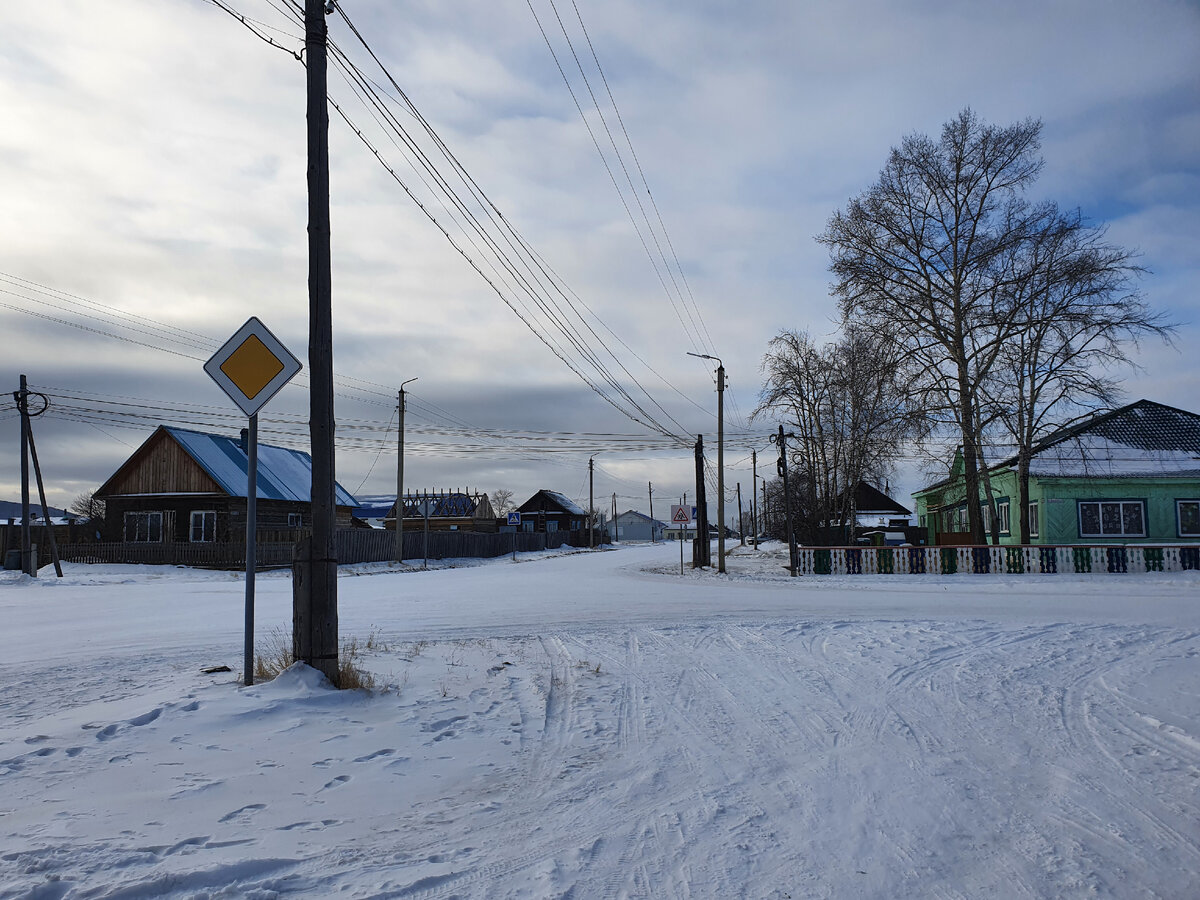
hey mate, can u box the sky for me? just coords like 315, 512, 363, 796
1, 0, 1197, 521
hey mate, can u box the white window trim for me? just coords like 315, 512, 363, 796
1028, 501, 1039, 538
996, 500, 1011, 535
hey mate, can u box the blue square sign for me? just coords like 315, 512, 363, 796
507, 512, 522, 525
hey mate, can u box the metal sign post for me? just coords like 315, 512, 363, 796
507, 511, 521, 560
204, 317, 302, 686
671, 504, 692, 575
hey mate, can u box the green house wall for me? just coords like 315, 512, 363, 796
914, 470, 1200, 545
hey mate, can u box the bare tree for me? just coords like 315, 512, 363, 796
983, 206, 1172, 541
754, 327, 922, 543
821, 109, 1045, 543
490, 489, 515, 516
69, 490, 105, 522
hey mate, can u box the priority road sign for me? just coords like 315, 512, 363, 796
670, 504, 692, 524
204, 317, 302, 417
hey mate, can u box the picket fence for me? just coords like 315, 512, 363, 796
792, 544, 1200, 576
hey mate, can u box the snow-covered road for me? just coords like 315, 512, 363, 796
2, 542, 1197, 898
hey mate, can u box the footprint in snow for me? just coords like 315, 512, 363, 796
320, 775, 351, 791
218, 803, 267, 823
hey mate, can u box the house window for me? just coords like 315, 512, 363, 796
996, 500, 1011, 535
1178, 500, 1200, 537
124, 511, 162, 543
288, 513, 302, 528
1028, 502, 1039, 538
981, 503, 991, 533
190, 511, 216, 543
546, 520, 558, 532
1078, 500, 1145, 538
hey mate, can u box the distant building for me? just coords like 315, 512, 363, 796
613, 509, 666, 542
384, 492, 497, 533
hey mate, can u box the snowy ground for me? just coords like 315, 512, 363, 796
1, 541, 1197, 899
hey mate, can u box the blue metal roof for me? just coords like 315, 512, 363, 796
165, 427, 357, 506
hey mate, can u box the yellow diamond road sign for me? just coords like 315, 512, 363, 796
204, 317, 301, 417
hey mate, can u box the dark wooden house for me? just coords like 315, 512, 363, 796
515, 490, 589, 534
95, 426, 358, 544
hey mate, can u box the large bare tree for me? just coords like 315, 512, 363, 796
984, 205, 1172, 541
820, 109, 1044, 543
754, 327, 921, 543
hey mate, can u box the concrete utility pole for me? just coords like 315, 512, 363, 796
688, 353, 725, 573
395, 377, 417, 564
588, 456, 595, 549
295, 0, 339, 684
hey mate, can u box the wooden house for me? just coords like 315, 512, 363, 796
913, 399, 1200, 545
515, 490, 589, 534
95, 426, 358, 544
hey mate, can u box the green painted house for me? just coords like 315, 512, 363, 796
914, 400, 1200, 546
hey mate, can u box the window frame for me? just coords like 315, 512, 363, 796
1028, 501, 1039, 538
189, 510, 216, 543
124, 511, 163, 543
996, 498, 1011, 536
1077, 499, 1146, 539
1177, 499, 1200, 538
288, 512, 302, 529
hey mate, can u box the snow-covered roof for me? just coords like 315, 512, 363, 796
616, 510, 666, 526
1023, 401, 1200, 478
165, 427, 358, 506
527, 490, 588, 517
918, 400, 1200, 493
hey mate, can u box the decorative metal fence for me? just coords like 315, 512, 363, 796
793, 545, 1200, 576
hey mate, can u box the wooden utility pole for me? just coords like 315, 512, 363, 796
612, 492, 618, 542
773, 425, 798, 576
588, 456, 595, 548
693, 435, 710, 568
648, 481, 655, 542
16, 375, 33, 576
751, 449, 759, 550
687, 353, 724, 572
737, 482, 745, 546
395, 378, 416, 563
716, 362, 725, 573
295, 0, 339, 685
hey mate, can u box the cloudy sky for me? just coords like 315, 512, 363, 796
1, 0, 1197, 523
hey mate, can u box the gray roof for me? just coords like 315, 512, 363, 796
1031, 399, 1200, 456
166, 427, 358, 506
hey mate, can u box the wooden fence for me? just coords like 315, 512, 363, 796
54, 528, 598, 570
792, 544, 1200, 576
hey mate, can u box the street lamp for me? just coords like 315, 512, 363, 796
688, 352, 726, 574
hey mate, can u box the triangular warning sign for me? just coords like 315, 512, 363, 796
672, 507, 690, 523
